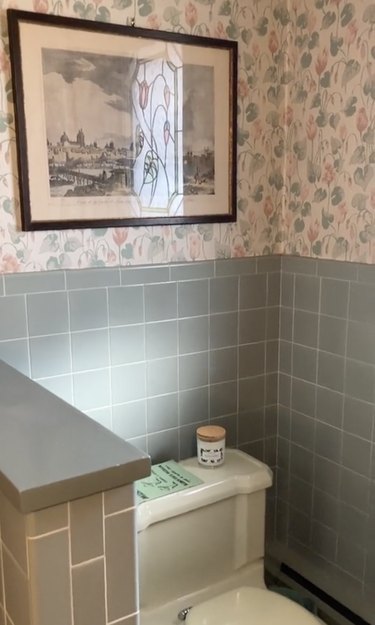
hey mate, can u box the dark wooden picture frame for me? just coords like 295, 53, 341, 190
7, 9, 237, 231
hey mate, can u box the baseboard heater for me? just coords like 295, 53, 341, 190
280, 563, 370, 625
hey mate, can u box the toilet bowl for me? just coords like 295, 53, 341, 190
137, 450, 322, 625
185, 586, 319, 625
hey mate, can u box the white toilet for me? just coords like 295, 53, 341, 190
137, 449, 321, 625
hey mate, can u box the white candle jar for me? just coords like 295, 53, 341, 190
196, 425, 226, 467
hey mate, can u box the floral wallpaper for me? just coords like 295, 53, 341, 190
0, 0, 373, 273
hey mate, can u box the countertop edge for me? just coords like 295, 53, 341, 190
2, 455, 151, 513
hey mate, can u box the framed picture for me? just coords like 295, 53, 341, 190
7, 10, 237, 230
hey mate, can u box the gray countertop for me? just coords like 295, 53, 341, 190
0, 360, 150, 513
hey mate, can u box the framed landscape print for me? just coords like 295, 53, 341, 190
7, 10, 237, 230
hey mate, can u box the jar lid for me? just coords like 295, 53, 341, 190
196, 425, 226, 442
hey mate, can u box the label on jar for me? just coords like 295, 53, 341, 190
199, 446, 224, 465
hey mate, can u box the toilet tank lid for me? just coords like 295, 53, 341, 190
137, 449, 273, 532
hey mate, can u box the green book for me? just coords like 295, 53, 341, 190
136, 460, 203, 503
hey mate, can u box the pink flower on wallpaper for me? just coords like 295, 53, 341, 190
345, 20, 358, 46
32, 0, 48, 12
112, 228, 128, 247
161, 226, 171, 238
336, 201, 347, 225
185, 2, 198, 29
307, 220, 320, 243
301, 185, 309, 203
146, 14, 161, 29
253, 119, 263, 141
283, 105, 294, 127
238, 77, 249, 99
370, 190, 375, 210
330, 0, 343, 5
188, 233, 201, 260
107, 250, 117, 264
0, 254, 20, 273
315, 48, 328, 76
268, 31, 279, 55
339, 124, 348, 141
322, 162, 336, 185
233, 240, 246, 257
356, 107, 369, 134
263, 196, 274, 218
306, 114, 318, 141
285, 154, 297, 179
215, 21, 226, 38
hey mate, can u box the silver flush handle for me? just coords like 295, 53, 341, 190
178, 606, 192, 621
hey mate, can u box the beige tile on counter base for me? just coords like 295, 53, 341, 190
0, 494, 27, 574
27, 530, 71, 625
2, 549, 30, 625
26, 503, 68, 538
109, 614, 139, 625
72, 558, 106, 625
70, 493, 104, 565
104, 484, 134, 516
105, 509, 137, 623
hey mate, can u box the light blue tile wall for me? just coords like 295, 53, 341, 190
276, 255, 375, 604
0, 258, 279, 467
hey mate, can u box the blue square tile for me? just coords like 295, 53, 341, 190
0, 339, 30, 375
30, 334, 71, 378
179, 352, 208, 390
71, 329, 109, 372
147, 357, 178, 396
0, 296, 27, 340
178, 280, 208, 318
27, 292, 69, 336
66, 268, 120, 289
147, 393, 178, 432
109, 325, 145, 365
321, 278, 349, 318
315, 421, 342, 463
145, 320, 177, 360
295, 275, 320, 312
209, 347, 237, 384
85, 407, 112, 430
69, 289, 108, 331
121, 265, 170, 285
239, 309, 266, 344
210, 276, 238, 313
4, 271, 65, 294
178, 316, 209, 354
148, 429, 179, 463
108, 286, 144, 326
170, 261, 214, 281
210, 312, 238, 349
111, 363, 146, 404
180, 386, 208, 425
73, 368, 110, 411
38, 374, 73, 405
112, 400, 146, 439
145, 283, 177, 322
210, 381, 237, 419
240, 274, 267, 309
239, 377, 265, 412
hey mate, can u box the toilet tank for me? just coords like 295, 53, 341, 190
137, 449, 273, 610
